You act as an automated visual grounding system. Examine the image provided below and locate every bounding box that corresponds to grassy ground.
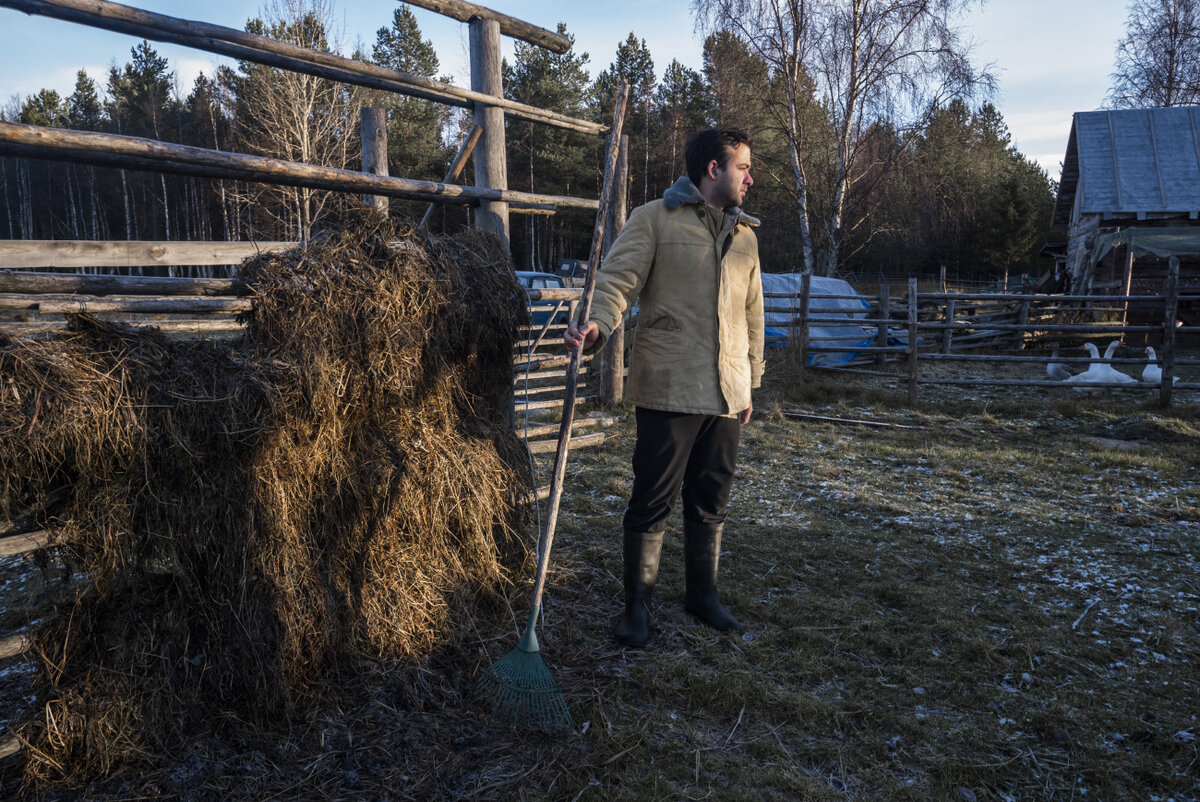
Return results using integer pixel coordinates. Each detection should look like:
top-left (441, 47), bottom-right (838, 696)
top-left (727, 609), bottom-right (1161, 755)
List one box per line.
top-left (1, 354), bottom-right (1198, 800)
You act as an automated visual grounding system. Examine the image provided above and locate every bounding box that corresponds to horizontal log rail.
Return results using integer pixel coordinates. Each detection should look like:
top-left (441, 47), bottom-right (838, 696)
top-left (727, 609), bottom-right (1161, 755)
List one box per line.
top-left (0, 735), bottom-right (19, 761)
top-left (0, 239), bottom-right (291, 269)
top-left (0, 0), bottom-right (604, 135)
top-left (404, 0), bottom-right (571, 52)
top-left (0, 296), bottom-right (254, 314)
top-left (0, 529), bottom-right (51, 558)
top-left (526, 431), bottom-right (605, 454)
top-left (518, 415), bottom-right (612, 439)
top-left (0, 319), bottom-right (243, 335)
top-left (0, 270), bottom-right (245, 296)
top-left (0, 123), bottom-right (601, 211)
top-left (0, 633), bottom-right (30, 660)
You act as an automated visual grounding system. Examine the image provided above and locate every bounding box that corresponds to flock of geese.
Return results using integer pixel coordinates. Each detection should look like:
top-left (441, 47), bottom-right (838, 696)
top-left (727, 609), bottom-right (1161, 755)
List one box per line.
top-left (1047, 340), bottom-right (1179, 387)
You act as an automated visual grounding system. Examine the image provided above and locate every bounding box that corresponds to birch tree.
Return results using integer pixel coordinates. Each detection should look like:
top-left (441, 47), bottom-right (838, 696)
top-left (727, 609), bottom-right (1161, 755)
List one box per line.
top-left (1108, 0), bottom-right (1200, 107)
top-left (693, 0), bottom-right (989, 275)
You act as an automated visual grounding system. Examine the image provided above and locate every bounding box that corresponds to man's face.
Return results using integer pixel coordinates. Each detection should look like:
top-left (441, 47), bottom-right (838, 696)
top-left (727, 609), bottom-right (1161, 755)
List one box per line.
top-left (706, 143), bottom-right (753, 209)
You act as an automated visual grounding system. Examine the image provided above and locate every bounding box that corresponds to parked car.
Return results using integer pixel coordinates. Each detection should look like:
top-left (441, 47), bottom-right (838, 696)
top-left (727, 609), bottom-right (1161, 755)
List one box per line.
top-left (515, 270), bottom-right (570, 326)
top-left (557, 259), bottom-right (589, 288)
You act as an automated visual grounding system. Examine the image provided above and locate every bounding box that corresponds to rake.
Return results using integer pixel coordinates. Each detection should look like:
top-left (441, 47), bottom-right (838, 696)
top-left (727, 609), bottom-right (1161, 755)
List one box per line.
top-left (478, 82), bottom-right (629, 733)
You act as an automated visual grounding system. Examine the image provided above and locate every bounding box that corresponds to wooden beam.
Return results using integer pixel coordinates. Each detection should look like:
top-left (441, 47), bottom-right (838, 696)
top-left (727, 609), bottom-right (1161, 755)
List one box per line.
top-left (0, 0), bottom-right (603, 135)
top-left (419, 124), bottom-right (482, 229)
top-left (470, 17), bottom-right (509, 245)
top-left (526, 431), bottom-right (605, 453)
top-left (0, 270), bottom-right (245, 296)
top-left (0, 319), bottom-right (244, 335)
top-left (360, 107), bottom-right (389, 216)
top-left (33, 297), bottom-right (253, 314)
top-left (0, 122), bottom-right (601, 211)
top-left (0, 239), bottom-right (291, 269)
top-left (0, 633), bottom-right (31, 660)
top-left (403, 0), bottom-right (571, 53)
top-left (0, 529), bottom-right (51, 558)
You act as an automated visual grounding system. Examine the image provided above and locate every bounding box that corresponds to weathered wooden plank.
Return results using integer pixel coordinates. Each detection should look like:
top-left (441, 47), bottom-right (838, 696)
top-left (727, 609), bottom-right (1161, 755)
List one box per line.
top-left (0, 240), bottom-right (291, 269)
top-left (0, 270), bottom-right (245, 296)
top-left (0, 529), bottom-right (51, 558)
top-left (526, 431), bottom-right (606, 453)
top-left (0, 735), bottom-right (20, 760)
top-left (34, 297), bottom-right (252, 314)
top-left (0, 318), bottom-right (244, 335)
top-left (0, 633), bottom-right (31, 660)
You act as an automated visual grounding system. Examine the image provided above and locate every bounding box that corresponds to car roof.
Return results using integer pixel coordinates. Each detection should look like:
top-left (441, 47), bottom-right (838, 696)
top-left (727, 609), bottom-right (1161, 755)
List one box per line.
top-left (515, 270), bottom-right (559, 279)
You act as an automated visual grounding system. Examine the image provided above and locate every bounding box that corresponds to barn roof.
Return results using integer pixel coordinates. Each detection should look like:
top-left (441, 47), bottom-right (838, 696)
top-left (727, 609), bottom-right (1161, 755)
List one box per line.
top-left (1052, 106), bottom-right (1200, 229)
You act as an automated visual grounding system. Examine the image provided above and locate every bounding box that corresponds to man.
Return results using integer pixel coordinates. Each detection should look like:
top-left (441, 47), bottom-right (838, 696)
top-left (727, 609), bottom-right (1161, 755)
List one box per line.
top-left (564, 127), bottom-right (765, 647)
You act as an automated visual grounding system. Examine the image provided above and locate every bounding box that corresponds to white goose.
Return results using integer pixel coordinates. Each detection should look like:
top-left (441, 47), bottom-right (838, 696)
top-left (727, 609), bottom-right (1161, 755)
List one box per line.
top-left (1142, 346), bottom-right (1179, 385)
top-left (1064, 341), bottom-right (1138, 389)
top-left (1046, 342), bottom-right (1074, 381)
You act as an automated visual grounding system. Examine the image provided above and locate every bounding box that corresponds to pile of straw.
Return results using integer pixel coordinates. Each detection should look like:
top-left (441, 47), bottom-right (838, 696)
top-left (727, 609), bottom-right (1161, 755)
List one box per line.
top-left (0, 215), bottom-right (532, 784)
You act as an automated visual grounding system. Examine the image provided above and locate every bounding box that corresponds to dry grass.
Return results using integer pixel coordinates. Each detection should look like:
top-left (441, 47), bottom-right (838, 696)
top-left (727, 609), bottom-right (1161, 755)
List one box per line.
top-left (0, 214), bottom-right (534, 792)
top-left (1, 338), bottom-right (1198, 799)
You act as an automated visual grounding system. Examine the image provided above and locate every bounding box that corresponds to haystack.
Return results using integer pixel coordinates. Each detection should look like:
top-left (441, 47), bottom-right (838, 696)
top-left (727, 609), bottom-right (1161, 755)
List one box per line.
top-left (0, 214), bottom-right (533, 785)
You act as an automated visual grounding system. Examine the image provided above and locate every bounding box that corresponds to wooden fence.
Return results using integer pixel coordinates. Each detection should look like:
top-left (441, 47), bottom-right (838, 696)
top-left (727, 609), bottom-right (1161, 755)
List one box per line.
top-left (0, 0), bottom-right (630, 762)
top-left (778, 259), bottom-right (1199, 406)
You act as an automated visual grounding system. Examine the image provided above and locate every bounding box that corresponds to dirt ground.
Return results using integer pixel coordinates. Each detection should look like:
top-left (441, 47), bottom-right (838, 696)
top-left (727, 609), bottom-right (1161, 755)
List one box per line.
top-left (1, 352), bottom-right (1198, 800)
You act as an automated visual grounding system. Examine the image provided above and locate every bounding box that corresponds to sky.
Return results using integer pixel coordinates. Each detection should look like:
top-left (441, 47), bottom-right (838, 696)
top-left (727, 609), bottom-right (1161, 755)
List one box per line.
top-left (0, 0), bottom-right (1132, 181)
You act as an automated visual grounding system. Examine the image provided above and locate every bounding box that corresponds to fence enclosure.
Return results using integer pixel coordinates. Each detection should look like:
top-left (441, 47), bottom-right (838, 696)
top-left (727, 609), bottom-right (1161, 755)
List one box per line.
top-left (777, 259), bottom-right (1198, 406)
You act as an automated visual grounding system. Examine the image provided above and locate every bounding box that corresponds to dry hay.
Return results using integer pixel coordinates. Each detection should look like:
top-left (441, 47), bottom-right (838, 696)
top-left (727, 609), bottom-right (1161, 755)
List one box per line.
top-left (0, 214), bottom-right (533, 787)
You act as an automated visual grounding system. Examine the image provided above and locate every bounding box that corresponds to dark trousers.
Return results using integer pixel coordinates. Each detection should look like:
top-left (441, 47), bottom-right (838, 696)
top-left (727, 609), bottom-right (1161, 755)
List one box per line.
top-left (623, 407), bottom-right (741, 533)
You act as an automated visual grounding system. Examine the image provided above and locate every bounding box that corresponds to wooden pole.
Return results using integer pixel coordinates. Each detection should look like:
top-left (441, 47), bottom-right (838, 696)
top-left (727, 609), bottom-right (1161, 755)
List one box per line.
top-left (1, 0), bottom-right (604, 135)
top-left (1160, 256), bottom-right (1179, 407)
top-left (941, 298), bottom-right (955, 354)
top-left (419, 124), bottom-right (482, 229)
top-left (401, 0), bottom-right (571, 52)
top-left (876, 283), bottom-right (889, 367)
top-left (0, 122), bottom-right (600, 210)
top-left (796, 272), bottom-right (812, 380)
top-left (599, 133), bottom-right (629, 404)
top-left (361, 107), bottom-right (388, 216)
top-left (527, 82), bottom-right (627, 621)
top-left (469, 17), bottom-right (509, 247)
top-left (1122, 244), bottom-right (1135, 328)
top-left (907, 278), bottom-right (919, 405)
top-left (1016, 298), bottom-right (1031, 349)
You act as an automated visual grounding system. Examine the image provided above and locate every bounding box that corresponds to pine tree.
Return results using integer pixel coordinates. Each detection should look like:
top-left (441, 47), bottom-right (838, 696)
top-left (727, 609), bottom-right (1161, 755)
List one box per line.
top-left (369, 5), bottom-right (451, 185)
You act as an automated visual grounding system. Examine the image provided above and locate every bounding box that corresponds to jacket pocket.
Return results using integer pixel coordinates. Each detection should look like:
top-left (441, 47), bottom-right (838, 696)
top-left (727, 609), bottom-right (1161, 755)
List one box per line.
top-left (642, 312), bottom-right (679, 331)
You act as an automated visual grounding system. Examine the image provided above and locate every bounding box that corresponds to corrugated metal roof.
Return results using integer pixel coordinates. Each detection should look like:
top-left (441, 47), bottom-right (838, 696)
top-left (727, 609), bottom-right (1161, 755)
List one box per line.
top-left (1052, 106), bottom-right (1200, 228)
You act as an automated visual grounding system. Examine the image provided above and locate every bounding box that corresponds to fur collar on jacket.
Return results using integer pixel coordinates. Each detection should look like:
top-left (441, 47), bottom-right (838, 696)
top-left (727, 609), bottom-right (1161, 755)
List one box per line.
top-left (661, 176), bottom-right (761, 227)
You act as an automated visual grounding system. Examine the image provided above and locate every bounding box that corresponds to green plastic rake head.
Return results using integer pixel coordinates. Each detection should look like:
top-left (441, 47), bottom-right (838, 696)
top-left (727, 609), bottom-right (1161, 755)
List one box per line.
top-left (477, 605), bottom-right (572, 734)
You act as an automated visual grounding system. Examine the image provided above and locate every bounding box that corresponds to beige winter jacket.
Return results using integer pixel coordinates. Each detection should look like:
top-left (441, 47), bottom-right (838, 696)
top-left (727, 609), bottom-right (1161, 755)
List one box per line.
top-left (586, 176), bottom-right (765, 416)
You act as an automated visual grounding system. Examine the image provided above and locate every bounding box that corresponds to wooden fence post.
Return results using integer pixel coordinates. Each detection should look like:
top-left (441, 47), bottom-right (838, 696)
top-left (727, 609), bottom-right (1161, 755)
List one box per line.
top-left (469, 17), bottom-right (509, 246)
top-left (600, 134), bottom-right (629, 404)
top-left (1016, 299), bottom-right (1031, 349)
top-left (907, 278), bottom-right (919, 405)
top-left (1160, 256), bottom-right (1179, 407)
top-left (941, 298), bottom-right (955, 354)
top-left (796, 271), bottom-right (812, 381)
top-left (876, 282), bottom-right (890, 367)
top-left (361, 107), bottom-right (388, 216)
top-left (1122, 245), bottom-right (1135, 328)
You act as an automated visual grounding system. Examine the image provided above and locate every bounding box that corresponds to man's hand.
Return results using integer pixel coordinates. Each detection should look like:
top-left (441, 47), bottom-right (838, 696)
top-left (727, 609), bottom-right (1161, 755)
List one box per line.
top-left (738, 402), bottom-right (753, 426)
top-left (565, 320), bottom-right (599, 351)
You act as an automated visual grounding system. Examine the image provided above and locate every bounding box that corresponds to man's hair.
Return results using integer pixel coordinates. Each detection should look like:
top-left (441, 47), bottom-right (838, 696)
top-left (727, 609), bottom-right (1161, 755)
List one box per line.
top-left (685, 127), bottom-right (751, 187)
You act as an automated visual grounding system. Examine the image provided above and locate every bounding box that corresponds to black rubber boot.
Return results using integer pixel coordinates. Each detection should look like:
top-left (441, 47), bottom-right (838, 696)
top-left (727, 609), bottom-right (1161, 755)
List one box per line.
top-left (683, 521), bottom-right (742, 633)
top-left (614, 530), bottom-right (663, 647)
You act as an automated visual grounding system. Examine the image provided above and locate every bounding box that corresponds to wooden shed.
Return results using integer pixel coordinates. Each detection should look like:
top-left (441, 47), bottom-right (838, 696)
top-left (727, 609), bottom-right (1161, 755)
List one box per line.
top-left (1054, 107), bottom-right (1200, 328)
